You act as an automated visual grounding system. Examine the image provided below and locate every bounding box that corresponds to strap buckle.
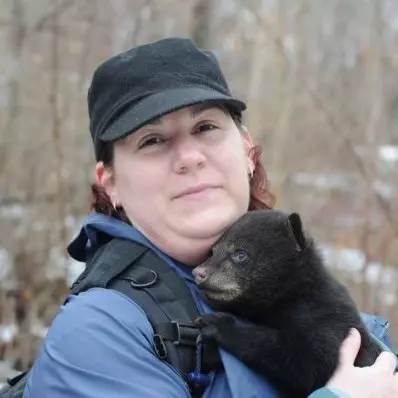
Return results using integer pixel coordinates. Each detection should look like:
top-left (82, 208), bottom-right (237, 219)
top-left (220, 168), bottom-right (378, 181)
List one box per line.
top-left (153, 334), bottom-right (168, 359)
top-left (171, 321), bottom-right (199, 346)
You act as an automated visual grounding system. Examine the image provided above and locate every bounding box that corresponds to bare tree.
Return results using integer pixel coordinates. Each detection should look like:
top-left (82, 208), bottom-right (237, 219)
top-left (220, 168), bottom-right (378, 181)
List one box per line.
top-left (191, 0), bottom-right (212, 48)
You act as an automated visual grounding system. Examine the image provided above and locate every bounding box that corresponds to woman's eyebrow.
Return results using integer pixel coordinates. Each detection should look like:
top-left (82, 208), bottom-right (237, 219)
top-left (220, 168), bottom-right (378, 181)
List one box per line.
top-left (144, 104), bottom-right (227, 128)
top-left (145, 117), bottom-right (162, 126)
top-left (190, 104), bottom-right (228, 118)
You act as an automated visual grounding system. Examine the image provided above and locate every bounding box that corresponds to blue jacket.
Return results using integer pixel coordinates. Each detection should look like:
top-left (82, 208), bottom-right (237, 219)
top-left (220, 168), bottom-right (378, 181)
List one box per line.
top-left (24, 213), bottom-right (395, 398)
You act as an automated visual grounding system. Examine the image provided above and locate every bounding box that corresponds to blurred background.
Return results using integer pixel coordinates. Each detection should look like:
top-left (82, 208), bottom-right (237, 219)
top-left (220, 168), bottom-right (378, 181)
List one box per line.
top-left (0, 0), bottom-right (397, 384)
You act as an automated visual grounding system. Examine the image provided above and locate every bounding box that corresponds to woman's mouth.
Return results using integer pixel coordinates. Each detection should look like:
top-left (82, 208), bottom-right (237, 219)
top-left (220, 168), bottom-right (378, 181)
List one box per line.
top-left (175, 184), bottom-right (219, 200)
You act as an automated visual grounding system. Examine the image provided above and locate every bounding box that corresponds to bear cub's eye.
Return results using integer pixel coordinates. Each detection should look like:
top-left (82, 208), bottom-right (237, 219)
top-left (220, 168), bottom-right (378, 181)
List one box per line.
top-left (231, 250), bottom-right (249, 263)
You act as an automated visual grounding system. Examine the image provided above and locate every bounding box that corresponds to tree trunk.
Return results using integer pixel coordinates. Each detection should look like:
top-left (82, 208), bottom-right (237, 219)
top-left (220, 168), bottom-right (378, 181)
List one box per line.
top-left (191, 0), bottom-right (212, 49)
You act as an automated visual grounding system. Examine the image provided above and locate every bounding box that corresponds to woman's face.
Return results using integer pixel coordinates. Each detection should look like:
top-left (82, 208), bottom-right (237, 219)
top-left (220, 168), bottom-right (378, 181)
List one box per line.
top-left (97, 104), bottom-right (255, 265)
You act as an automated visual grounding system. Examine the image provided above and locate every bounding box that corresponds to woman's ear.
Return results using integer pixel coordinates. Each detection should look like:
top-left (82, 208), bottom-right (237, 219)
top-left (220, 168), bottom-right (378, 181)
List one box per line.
top-left (95, 161), bottom-right (118, 202)
top-left (241, 125), bottom-right (255, 171)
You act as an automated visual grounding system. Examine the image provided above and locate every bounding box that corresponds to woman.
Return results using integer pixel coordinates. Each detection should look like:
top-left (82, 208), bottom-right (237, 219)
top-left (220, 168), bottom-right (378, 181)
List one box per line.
top-left (23, 37), bottom-right (397, 397)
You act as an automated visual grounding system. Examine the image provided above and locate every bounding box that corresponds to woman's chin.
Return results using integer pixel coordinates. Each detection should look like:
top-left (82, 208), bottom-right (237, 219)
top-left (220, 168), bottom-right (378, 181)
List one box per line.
top-left (175, 205), bottom-right (241, 240)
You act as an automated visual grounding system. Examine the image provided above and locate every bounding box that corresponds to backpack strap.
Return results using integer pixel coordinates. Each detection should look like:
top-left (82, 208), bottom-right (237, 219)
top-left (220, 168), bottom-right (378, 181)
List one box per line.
top-left (70, 238), bottom-right (222, 396)
top-left (0, 371), bottom-right (28, 398)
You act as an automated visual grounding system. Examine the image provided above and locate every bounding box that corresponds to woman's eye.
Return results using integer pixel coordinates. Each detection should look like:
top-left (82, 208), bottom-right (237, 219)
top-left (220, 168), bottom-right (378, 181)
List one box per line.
top-left (139, 136), bottom-right (164, 148)
top-left (196, 123), bottom-right (217, 133)
top-left (231, 250), bottom-right (249, 263)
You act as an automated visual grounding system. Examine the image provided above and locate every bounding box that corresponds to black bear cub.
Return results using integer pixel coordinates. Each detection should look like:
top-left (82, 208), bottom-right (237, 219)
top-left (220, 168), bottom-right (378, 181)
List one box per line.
top-left (193, 209), bottom-right (383, 397)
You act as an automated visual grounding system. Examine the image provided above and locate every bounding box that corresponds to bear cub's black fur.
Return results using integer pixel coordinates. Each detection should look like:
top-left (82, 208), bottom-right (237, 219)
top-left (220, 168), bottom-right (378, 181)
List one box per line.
top-left (193, 210), bottom-right (383, 397)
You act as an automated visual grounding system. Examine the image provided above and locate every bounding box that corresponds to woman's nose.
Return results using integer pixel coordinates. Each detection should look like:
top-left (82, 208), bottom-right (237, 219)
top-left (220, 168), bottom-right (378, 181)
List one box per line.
top-left (173, 138), bottom-right (206, 173)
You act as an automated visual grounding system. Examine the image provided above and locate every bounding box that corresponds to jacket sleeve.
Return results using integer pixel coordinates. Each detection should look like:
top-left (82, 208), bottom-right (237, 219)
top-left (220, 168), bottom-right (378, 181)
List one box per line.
top-left (23, 288), bottom-right (191, 398)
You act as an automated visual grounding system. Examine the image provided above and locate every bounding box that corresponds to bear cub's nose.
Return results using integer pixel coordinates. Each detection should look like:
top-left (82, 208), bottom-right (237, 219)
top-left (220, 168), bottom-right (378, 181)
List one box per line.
top-left (192, 267), bottom-right (208, 284)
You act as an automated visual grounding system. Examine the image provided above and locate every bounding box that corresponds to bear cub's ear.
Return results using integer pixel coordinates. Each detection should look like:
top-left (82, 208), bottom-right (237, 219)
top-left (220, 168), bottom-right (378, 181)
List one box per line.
top-left (287, 213), bottom-right (306, 251)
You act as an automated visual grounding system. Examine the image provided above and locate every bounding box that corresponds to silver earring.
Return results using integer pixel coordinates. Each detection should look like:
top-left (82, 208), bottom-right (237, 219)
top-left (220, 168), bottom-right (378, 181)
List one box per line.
top-left (248, 166), bottom-right (254, 180)
top-left (112, 201), bottom-right (118, 211)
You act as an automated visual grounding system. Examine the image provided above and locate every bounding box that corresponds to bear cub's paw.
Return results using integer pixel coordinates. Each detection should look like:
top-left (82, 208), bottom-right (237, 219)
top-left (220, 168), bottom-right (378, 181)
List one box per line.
top-left (195, 313), bottom-right (236, 341)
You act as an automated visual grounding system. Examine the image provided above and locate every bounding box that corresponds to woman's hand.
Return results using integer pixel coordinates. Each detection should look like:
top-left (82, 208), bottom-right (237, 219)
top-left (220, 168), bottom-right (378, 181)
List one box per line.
top-left (326, 328), bottom-right (398, 398)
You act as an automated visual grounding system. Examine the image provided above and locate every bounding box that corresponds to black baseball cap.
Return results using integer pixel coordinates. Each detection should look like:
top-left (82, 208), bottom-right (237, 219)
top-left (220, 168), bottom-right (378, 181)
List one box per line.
top-left (87, 37), bottom-right (246, 159)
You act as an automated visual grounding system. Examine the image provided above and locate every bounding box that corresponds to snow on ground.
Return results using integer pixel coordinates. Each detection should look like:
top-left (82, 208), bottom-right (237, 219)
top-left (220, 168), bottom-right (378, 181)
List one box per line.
top-left (0, 324), bottom-right (17, 343)
top-left (320, 244), bottom-right (397, 306)
top-left (0, 360), bottom-right (20, 388)
top-left (378, 145), bottom-right (398, 164)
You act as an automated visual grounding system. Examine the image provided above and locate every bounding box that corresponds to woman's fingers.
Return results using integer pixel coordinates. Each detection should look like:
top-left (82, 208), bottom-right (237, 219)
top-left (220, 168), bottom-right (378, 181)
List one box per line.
top-left (338, 328), bottom-right (361, 367)
top-left (325, 329), bottom-right (398, 398)
top-left (339, 328), bottom-right (397, 373)
top-left (373, 351), bottom-right (397, 374)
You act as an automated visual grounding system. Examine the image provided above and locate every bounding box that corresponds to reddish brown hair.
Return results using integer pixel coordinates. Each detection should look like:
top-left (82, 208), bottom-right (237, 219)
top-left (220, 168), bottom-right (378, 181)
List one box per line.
top-left (248, 145), bottom-right (275, 210)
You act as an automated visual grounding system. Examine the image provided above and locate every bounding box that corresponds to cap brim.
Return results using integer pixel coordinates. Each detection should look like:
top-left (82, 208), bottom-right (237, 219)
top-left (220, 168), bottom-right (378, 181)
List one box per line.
top-left (100, 87), bottom-right (246, 142)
